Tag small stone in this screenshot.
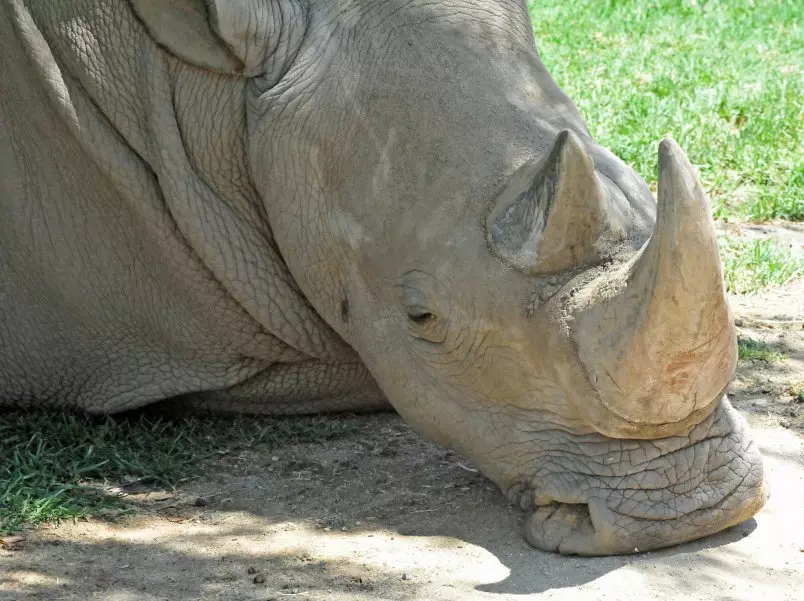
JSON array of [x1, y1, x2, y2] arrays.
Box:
[[192, 497, 208, 507], [341, 526, 348, 531], [247, 567, 257, 575], [271, 456, 280, 462], [252, 574, 266, 584], [401, 573, 409, 580], [0, 535, 26, 551], [734, 318, 744, 327]]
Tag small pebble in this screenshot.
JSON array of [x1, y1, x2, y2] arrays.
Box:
[[401, 573, 409, 581], [253, 574, 266, 584], [247, 566, 257, 575]]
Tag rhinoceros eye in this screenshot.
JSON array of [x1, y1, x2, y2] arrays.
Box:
[[407, 306, 436, 325], [402, 272, 447, 343], [406, 306, 445, 344]]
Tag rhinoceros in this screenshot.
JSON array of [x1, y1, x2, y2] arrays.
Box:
[[0, 0, 766, 555]]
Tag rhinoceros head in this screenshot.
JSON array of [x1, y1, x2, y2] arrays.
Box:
[[142, 0, 766, 554]]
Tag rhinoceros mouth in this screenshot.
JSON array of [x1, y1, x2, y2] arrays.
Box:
[[513, 398, 767, 555]]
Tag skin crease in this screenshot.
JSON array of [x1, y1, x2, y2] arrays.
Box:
[[0, 0, 766, 554]]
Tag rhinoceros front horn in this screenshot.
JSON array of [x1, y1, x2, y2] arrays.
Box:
[[486, 130, 622, 274], [572, 139, 737, 430]]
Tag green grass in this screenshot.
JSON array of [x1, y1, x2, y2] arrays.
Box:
[[737, 338, 787, 363], [719, 236, 804, 294], [528, 0, 803, 221], [0, 410, 365, 535]]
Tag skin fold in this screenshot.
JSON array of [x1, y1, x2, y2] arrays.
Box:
[[0, 0, 766, 555]]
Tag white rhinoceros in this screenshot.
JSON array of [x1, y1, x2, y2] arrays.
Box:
[[0, 0, 766, 555]]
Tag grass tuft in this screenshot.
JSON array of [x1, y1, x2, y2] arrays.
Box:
[[528, 0, 803, 222], [0, 411, 365, 535], [719, 237, 804, 294], [737, 338, 787, 363]]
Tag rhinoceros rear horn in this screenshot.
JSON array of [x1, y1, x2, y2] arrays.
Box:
[[572, 139, 736, 429], [486, 130, 622, 273]]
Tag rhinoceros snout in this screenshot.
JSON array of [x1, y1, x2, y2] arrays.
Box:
[[519, 398, 767, 555]]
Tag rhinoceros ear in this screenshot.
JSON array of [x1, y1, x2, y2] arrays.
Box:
[[129, 0, 304, 77]]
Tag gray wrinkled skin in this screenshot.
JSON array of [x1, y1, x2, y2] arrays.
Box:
[[0, 0, 766, 555]]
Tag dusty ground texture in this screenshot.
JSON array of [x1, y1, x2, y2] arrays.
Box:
[[2, 415, 801, 601], [1, 225, 802, 601], [723, 222, 804, 432]]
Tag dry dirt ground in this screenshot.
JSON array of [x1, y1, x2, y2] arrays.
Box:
[[1, 226, 803, 601]]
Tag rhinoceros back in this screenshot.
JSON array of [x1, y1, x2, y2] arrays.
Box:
[[0, 1, 379, 413]]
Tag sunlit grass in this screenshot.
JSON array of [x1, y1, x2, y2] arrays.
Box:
[[719, 236, 804, 294], [737, 338, 787, 363], [528, 0, 802, 221]]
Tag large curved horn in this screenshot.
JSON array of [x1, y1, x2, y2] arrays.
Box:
[[486, 130, 622, 273], [571, 139, 736, 425]]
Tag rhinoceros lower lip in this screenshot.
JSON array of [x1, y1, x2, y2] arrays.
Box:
[[523, 485, 768, 556], [519, 399, 768, 555]]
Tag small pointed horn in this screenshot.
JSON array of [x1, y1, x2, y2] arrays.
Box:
[[487, 130, 621, 273], [572, 139, 736, 426]]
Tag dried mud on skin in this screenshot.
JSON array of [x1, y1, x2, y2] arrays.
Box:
[[1, 229, 803, 601]]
